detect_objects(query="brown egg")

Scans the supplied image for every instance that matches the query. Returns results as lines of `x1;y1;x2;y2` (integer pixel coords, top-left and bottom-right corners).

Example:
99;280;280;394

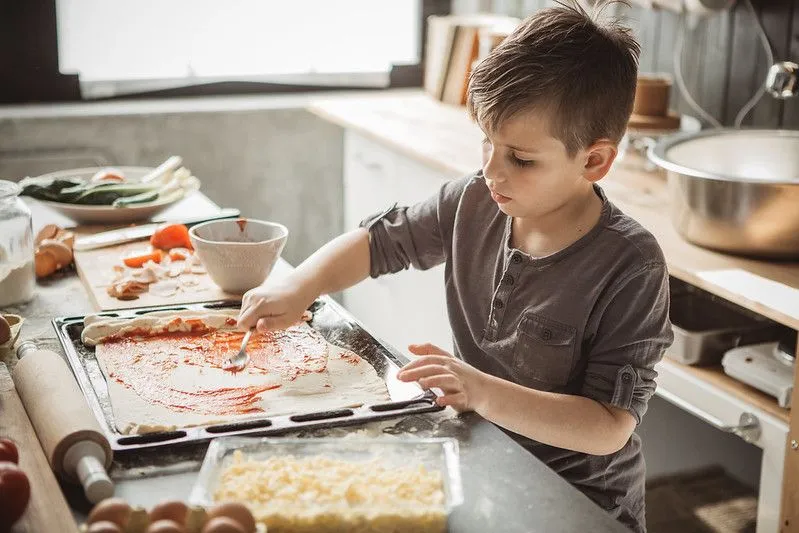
206;503;255;533
149;500;189;525
202;517;246;533
146;519;186;533
87;521;123;533
87;498;132;527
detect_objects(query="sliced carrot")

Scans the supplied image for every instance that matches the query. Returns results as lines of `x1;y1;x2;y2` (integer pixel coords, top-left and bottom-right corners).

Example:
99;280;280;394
150;223;193;251
123;249;163;268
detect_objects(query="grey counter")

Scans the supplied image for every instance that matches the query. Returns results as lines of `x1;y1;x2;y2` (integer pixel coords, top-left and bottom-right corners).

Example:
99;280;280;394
2;254;628;533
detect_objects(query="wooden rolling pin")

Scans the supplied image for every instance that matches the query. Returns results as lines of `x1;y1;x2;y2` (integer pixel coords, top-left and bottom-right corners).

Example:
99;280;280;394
0;363;80;533
13;342;114;504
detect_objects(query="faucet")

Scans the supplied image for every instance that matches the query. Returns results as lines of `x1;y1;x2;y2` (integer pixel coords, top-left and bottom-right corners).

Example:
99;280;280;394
766;61;798;99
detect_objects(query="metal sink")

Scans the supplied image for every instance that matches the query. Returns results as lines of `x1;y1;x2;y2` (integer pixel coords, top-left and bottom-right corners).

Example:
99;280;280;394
649;129;799;259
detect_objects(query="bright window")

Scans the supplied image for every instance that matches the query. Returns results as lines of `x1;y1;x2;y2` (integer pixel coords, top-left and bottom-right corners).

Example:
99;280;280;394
56;0;421;95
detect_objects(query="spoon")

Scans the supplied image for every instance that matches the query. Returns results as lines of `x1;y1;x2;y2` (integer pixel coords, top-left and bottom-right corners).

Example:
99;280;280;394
222;328;254;372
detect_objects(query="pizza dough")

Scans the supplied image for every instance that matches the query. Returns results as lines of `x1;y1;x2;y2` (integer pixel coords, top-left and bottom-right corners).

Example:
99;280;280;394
82;310;390;434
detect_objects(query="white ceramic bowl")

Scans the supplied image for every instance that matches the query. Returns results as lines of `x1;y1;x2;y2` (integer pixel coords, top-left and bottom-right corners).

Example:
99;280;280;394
189;219;288;295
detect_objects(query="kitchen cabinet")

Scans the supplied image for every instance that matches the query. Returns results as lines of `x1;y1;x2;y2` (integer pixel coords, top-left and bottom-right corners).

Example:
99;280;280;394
342;130;460;355
309;90;799;533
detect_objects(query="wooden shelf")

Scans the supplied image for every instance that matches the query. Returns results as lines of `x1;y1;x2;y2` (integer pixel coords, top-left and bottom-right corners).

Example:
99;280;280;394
658;356;791;424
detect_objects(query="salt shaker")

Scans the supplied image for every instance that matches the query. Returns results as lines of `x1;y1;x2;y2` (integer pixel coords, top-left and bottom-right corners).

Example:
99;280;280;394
0;180;35;307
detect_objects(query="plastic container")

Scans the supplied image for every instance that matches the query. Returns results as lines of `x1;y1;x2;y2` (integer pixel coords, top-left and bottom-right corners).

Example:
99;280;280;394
667;281;782;366
190;436;462;533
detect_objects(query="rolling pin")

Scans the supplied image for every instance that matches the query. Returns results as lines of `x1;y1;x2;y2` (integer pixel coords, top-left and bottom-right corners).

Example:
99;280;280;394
0;363;80;533
12;341;114;504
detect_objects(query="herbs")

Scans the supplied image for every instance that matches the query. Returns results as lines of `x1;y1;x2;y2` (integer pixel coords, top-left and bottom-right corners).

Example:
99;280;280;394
18;166;198;207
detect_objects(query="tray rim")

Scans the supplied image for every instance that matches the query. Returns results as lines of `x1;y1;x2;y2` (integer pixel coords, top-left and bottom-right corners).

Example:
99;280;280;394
52;296;444;453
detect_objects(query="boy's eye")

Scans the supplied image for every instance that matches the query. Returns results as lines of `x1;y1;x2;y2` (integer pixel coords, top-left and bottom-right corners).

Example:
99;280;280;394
510;154;534;167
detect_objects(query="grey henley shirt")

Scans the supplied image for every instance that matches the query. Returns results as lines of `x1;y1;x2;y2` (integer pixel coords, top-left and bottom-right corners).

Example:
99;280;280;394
361;170;674;533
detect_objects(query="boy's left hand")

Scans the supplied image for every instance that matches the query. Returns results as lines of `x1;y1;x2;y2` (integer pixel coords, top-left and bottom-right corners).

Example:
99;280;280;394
397;343;488;412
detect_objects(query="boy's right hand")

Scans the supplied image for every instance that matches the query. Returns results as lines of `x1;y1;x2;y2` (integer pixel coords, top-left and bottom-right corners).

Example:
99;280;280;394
237;277;317;332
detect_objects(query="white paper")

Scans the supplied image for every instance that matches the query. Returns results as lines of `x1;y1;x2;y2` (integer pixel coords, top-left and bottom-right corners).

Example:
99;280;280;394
695;269;799;322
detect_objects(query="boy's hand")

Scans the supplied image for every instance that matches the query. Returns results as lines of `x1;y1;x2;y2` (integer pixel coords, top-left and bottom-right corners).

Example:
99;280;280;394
397;343;488;412
237;277;316;332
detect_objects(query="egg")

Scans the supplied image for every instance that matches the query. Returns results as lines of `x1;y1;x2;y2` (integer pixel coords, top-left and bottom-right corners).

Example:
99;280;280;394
206;503;255;533
145;519;186;533
149;500;189;525
87;498;132;527
87;521;122;533
202;516;246;533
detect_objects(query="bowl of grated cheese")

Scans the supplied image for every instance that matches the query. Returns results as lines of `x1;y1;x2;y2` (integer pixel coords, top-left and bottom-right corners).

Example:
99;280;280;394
189;436;463;533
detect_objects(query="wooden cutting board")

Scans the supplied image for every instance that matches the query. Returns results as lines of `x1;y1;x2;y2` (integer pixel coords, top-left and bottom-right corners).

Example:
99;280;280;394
74;239;239;311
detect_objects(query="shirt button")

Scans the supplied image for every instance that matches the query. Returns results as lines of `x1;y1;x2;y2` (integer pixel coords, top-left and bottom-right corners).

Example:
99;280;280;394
493;300;504;310
542;329;552;341
512;254;522;264
622;373;633;383
503;274;514;285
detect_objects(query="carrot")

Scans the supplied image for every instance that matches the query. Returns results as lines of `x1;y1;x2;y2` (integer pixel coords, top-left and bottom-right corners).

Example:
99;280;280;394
123;249;163;268
150;223;193;251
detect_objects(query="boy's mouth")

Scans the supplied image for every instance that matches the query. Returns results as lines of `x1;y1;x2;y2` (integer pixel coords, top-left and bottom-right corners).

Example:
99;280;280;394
490;190;512;204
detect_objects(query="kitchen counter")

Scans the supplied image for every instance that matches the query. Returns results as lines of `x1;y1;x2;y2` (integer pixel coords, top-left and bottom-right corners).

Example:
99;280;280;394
0;196;629;533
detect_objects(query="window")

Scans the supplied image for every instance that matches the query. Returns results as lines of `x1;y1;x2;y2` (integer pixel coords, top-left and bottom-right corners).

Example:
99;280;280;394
54;0;423;98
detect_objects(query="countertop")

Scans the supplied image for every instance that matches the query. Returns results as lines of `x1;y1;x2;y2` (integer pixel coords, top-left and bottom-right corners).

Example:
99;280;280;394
0;196;629;533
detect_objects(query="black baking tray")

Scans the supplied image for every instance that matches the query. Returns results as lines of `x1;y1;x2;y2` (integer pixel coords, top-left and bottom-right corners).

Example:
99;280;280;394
52;297;443;452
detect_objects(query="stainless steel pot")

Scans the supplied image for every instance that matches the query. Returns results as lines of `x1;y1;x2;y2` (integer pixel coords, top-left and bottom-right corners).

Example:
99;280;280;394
648;129;799;259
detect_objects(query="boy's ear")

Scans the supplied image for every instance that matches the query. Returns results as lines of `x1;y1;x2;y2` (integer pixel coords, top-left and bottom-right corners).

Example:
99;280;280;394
582;140;617;183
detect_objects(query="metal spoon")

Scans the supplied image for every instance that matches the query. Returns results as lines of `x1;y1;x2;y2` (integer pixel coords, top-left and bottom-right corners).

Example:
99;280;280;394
222;328;254;372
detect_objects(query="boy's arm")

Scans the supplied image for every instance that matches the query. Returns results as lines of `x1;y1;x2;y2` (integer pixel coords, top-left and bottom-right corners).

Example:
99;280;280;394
238;228;370;330
478;375;637;455
239;174;475;331
399;345;635;456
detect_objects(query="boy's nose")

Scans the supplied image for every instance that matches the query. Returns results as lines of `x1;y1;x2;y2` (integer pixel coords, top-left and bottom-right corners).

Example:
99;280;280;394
483;154;507;184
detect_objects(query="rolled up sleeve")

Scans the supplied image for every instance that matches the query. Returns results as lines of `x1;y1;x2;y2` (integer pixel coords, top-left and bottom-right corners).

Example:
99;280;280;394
581;263;674;423
359;175;472;278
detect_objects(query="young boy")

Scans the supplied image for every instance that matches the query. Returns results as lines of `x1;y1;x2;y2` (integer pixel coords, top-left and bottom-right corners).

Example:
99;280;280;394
238;3;673;531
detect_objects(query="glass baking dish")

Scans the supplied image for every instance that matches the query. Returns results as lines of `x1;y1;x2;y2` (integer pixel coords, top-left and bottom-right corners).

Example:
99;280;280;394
189;436;463;533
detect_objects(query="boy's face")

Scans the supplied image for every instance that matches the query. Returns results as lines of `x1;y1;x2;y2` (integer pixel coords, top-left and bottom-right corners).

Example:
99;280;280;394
480;109;600;220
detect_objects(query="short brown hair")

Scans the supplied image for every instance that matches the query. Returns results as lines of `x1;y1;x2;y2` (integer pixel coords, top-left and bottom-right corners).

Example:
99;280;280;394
467;1;640;156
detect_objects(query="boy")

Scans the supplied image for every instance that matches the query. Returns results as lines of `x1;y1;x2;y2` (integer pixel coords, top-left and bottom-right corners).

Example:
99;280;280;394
238;3;673;531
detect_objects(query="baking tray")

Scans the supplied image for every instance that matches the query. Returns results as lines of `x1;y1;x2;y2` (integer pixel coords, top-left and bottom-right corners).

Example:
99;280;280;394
52;297;443;453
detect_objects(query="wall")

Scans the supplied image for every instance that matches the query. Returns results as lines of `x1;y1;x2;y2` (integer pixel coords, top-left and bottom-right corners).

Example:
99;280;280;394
455;0;799;128
0;95;345;265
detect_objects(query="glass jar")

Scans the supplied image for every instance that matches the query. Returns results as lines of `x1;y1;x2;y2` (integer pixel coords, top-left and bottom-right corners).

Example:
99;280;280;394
0;180;35;307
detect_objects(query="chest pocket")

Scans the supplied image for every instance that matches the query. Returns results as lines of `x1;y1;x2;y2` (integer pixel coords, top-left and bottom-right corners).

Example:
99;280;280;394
513;313;577;389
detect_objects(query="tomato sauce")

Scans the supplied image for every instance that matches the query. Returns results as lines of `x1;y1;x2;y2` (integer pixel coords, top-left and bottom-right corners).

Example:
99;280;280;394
99;323;330;415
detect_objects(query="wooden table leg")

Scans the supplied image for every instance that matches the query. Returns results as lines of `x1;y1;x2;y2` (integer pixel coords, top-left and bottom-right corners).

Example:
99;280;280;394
778;342;799;532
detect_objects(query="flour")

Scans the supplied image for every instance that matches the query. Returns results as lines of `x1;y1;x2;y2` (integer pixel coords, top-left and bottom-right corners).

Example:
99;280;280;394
0;260;35;307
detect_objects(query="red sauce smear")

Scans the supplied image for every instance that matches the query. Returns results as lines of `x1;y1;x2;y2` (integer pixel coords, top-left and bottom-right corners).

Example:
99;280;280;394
236;218;248;232
99;323;330;416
